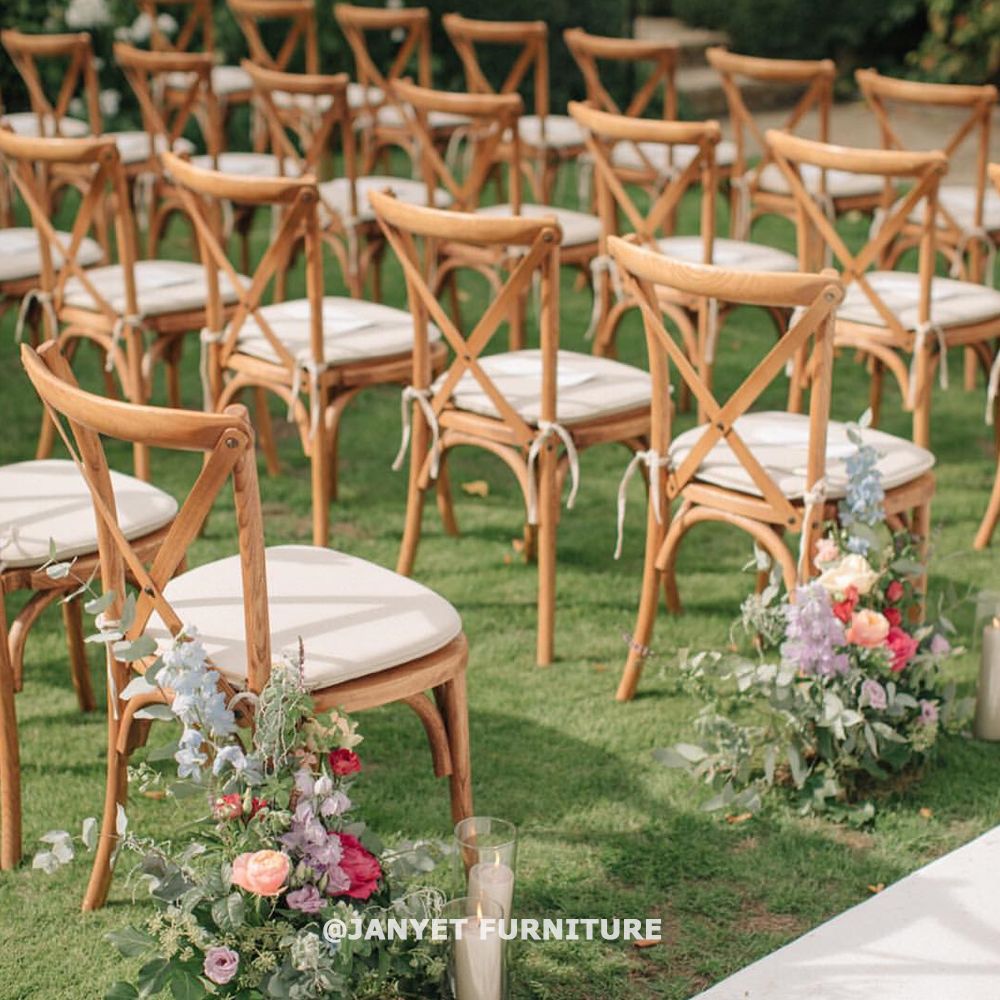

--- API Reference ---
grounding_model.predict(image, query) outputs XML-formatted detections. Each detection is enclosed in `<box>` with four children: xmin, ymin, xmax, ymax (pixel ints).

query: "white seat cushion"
<box><xmin>0</xmin><ymin>459</ymin><xmax>177</xmax><ymax>570</ymax></box>
<box><xmin>655</xmin><ymin>236</ymin><xmax>798</xmax><ymax>272</ymax></box>
<box><xmin>837</xmin><ymin>270</ymin><xmax>1000</xmax><ymax>330</ymax></box>
<box><xmin>111</xmin><ymin>131</ymin><xmax>195</xmax><ymax>164</ymax></box>
<box><xmin>165</xmin><ymin>64</ymin><xmax>252</xmax><ymax>97</ymax></box>
<box><xmin>756</xmin><ymin>162</ymin><xmax>885</xmax><ymax>198</ymax></box>
<box><xmin>0</xmin><ymin>227</ymin><xmax>103</xmax><ymax>283</ymax></box>
<box><xmin>62</xmin><ymin>260</ymin><xmax>247</xmax><ymax>317</ymax></box>
<box><xmin>234</xmin><ymin>296</ymin><xmax>439</xmax><ymax>367</ymax></box>
<box><xmin>188</xmin><ymin>152</ymin><xmax>301</xmax><ymax>178</ymax></box>
<box><xmin>1</xmin><ymin>112</ymin><xmax>90</xmax><ymax>138</ymax></box>
<box><xmin>900</xmin><ymin>183</ymin><xmax>1000</xmax><ymax>233</ymax></box>
<box><xmin>346</xmin><ymin>82</ymin><xmax>385</xmax><ymax>110</ymax></box>
<box><xmin>271</xmin><ymin>84</ymin><xmax>383</xmax><ymax>116</ymax></box>
<box><xmin>432</xmin><ymin>348</ymin><xmax>651</xmax><ymax>426</ymax></box>
<box><xmin>368</xmin><ymin>104</ymin><xmax>470</xmax><ymax>131</ymax></box>
<box><xmin>322</xmin><ymin>175</ymin><xmax>452</xmax><ymax>223</ymax></box>
<box><xmin>668</xmin><ymin>411</ymin><xmax>934</xmax><ymax>500</ymax></box>
<box><xmin>516</xmin><ymin>114</ymin><xmax>585</xmax><ymax>150</ymax></box>
<box><xmin>144</xmin><ymin>545</ymin><xmax>462</xmax><ymax>691</ymax></box>
<box><xmin>474</xmin><ymin>203</ymin><xmax>601</xmax><ymax>248</ymax></box>
<box><xmin>610</xmin><ymin>138</ymin><xmax>738</xmax><ymax>173</ymax></box>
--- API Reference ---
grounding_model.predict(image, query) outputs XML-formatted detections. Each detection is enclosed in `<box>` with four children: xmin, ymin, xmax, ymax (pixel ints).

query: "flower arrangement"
<box><xmin>35</xmin><ymin>628</ymin><xmax>450</xmax><ymax>1000</ymax></box>
<box><xmin>656</xmin><ymin>416</ymin><xmax>971</xmax><ymax>821</ymax></box>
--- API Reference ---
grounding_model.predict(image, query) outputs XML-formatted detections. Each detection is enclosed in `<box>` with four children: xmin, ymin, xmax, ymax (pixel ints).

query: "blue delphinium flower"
<box><xmin>781</xmin><ymin>583</ymin><xmax>850</xmax><ymax>677</ymax></box>
<box><xmin>838</xmin><ymin>422</ymin><xmax>885</xmax><ymax>555</ymax></box>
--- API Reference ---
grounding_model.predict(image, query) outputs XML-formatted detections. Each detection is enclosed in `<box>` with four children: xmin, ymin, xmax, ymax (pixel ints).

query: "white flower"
<box><xmin>817</xmin><ymin>553</ymin><xmax>879</xmax><ymax>597</ymax></box>
<box><xmin>125</xmin><ymin>12</ymin><xmax>153</xmax><ymax>42</ymax></box>
<box><xmin>156</xmin><ymin>12</ymin><xmax>178</xmax><ymax>35</ymax></box>
<box><xmin>319</xmin><ymin>791</ymin><xmax>351</xmax><ymax>818</ymax></box>
<box><xmin>64</xmin><ymin>0</ymin><xmax>111</xmax><ymax>29</ymax></box>
<box><xmin>212</xmin><ymin>744</ymin><xmax>246</xmax><ymax>776</ymax></box>
<box><xmin>98</xmin><ymin>89</ymin><xmax>120</xmax><ymax>119</ymax></box>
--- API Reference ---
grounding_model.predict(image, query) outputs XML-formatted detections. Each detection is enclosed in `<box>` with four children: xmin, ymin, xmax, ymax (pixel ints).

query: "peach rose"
<box><xmin>818</xmin><ymin>553</ymin><xmax>879</xmax><ymax>597</ymax></box>
<box><xmin>230</xmin><ymin>850</ymin><xmax>290</xmax><ymax>896</ymax></box>
<box><xmin>845</xmin><ymin>609</ymin><xmax>890</xmax><ymax>647</ymax></box>
<box><xmin>814</xmin><ymin>537</ymin><xmax>840</xmax><ymax>565</ymax></box>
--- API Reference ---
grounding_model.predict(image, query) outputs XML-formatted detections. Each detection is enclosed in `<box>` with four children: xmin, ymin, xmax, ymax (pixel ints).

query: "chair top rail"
<box><xmin>0</xmin><ymin>127</ymin><xmax>115</xmax><ymax>165</ymax></box>
<box><xmin>856</xmin><ymin>68</ymin><xmax>997</xmax><ymax>108</ymax></box>
<box><xmin>569</xmin><ymin>100</ymin><xmax>718</xmax><ymax>146</ymax></box>
<box><xmin>706</xmin><ymin>46</ymin><xmax>835</xmax><ymax>83</ymax></box>
<box><xmin>334</xmin><ymin>3</ymin><xmax>429</xmax><ymax>29</ymax></box>
<box><xmin>391</xmin><ymin>78</ymin><xmax>523</xmax><ymax>119</ymax></box>
<box><xmin>162</xmin><ymin>149</ymin><xmax>316</xmax><ymax>205</ymax></box>
<box><xmin>767</xmin><ymin>129</ymin><xmax>948</xmax><ymax>178</ymax></box>
<box><xmin>241</xmin><ymin>59</ymin><xmax>349</xmax><ymax>98</ymax></box>
<box><xmin>442</xmin><ymin>13</ymin><xmax>547</xmax><ymax>42</ymax></box>
<box><xmin>563</xmin><ymin>28</ymin><xmax>678</xmax><ymax>63</ymax></box>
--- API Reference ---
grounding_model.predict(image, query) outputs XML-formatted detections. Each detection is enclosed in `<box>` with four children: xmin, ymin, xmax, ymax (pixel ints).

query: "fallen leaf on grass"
<box><xmin>867</xmin><ymin>883</ymin><xmax>884</xmax><ymax>894</ymax></box>
<box><xmin>592</xmin><ymin>663</ymin><xmax>610</xmax><ymax>673</ymax></box>
<box><xmin>919</xmin><ymin>807</ymin><xmax>933</xmax><ymax>819</ymax></box>
<box><xmin>725</xmin><ymin>812</ymin><xmax>753</xmax><ymax>824</ymax></box>
<box><xmin>633</xmin><ymin>939</ymin><xmax>659</xmax><ymax>949</ymax></box>
<box><xmin>142</xmin><ymin>791</ymin><xmax>166</xmax><ymax>801</ymax></box>
<box><xmin>461</xmin><ymin>480</ymin><xmax>489</xmax><ymax>497</ymax></box>
<box><xmin>511</xmin><ymin>537</ymin><xmax>525</xmax><ymax>553</ymax></box>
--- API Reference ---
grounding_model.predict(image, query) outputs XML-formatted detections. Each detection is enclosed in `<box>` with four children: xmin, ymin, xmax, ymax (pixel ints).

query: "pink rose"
<box><xmin>213</xmin><ymin>794</ymin><xmax>242</xmax><ymax>821</ymax></box>
<box><xmin>884</xmin><ymin>607</ymin><xmax>902</xmax><ymax>628</ymax></box>
<box><xmin>832</xmin><ymin>585</ymin><xmax>859</xmax><ymax>624</ymax></box>
<box><xmin>231</xmin><ymin>850</ymin><xmax>290</xmax><ymax>896</ymax></box>
<box><xmin>845</xmin><ymin>609</ymin><xmax>890</xmax><ymax>647</ymax></box>
<box><xmin>203</xmin><ymin>946</ymin><xmax>239</xmax><ymax>985</ymax></box>
<box><xmin>329</xmin><ymin>749</ymin><xmax>361</xmax><ymax>776</ymax></box>
<box><xmin>887</xmin><ymin>626</ymin><xmax>919</xmax><ymax>673</ymax></box>
<box><xmin>335</xmin><ymin>833</ymin><xmax>382</xmax><ymax>900</ymax></box>
<box><xmin>815</xmin><ymin>538</ymin><xmax>840</xmax><ymax>564</ymax></box>
<box><xmin>886</xmin><ymin>581</ymin><xmax>904</xmax><ymax>603</ymax></box>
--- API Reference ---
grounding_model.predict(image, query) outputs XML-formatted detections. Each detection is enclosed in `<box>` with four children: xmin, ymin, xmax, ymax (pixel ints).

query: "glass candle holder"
<box><xmin>454</xmin><ymin>817</ymin><xmax>517</xmax><ymax>919</ymax></box>
<box><xmin>442</xmin><ymin>896</ymin><xmax>507</xmax><ymax>1000</ymax></box>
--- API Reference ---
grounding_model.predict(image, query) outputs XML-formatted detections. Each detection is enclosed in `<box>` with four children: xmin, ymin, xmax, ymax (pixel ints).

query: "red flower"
<box><xmin>249</xmin><ymin>797</ymin><xmax>268</xmax><ymax>819</ymax></box>
<box><xmin>336</xmin><ymin>832</ymin><xmax>382</xmax><ymax>900</ymax></box>
<box><xmin>329</xmin><ymin>749</ymin><xmax>361</xmax><ymax>776</ymax></box>
<box><xmin>213</xmin><ymin>794</ymin><xmax>242</xmax><ymax>821</ymax></box>
<box><xmin>886</xmin><ymin>581</ymin><xmax>904</xmax><ymax>603</ymax></box>
<box><xmin>833</xmin><ymin>586</ymin><xmax>859</xmax><ymax>623</ymax></box>
<box><xmin>884</xmin><ymin>607</ymin><xmax>902</xmax><ymax>628</ymax></box>
<box><xmin>886</xmin><ymin>626</ymin><xmax>919</xmax><ymax>673</ymax></box>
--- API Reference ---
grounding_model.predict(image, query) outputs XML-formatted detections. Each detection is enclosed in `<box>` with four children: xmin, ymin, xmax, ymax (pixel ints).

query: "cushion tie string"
<box><xmin>950</xmin><ymin>225</ymin><xmax>997</xmax><ymax>288</ymax></box>
<box><xmin>444</xmin><ymin>124</ymin><xmax>471</xmax><ymax>178</ymax></box>
<box><xmin>106</xmin><ymin>313</ymin><xmax>147</xmax><ymax>374</ymax></box>
<box><xmin>908</xmin><ymin>321</ymin><xmax>949</xmax><ymax>408</ymax></box>
<box><xmin>703</xmin><ymin>297</ymin><xmax>721</xmax><ymax>366</ymax></box>
<box><xmin>809</xmin><ymin>189</ymin><xmax>837</xmax><ymax>269</ymax></box>
<box><xmin>526</xmin><ymin>421</ymin><xmax>580</xmax><ymax>526</ymax></box>
<box><xmin>0</xmin><ymin>525</ymin><xmax>19</xmax><ymax>575</ymax></box>
<box><xmin>798</xmin><ymin>476</ymin><xmax>828</xmax><ymax>581</ymax></box>
<box><xmin>576</xmin><ymin>152</ymin><xmax>594</xmax><ymax>208</ymax></box>
<box><xmin>14</xmin><ymin>288</ymin><xmax>58</xmax><ymax>343</ymax></box>
<box><xmin>730</xmin><ymin>168</ymin><xmax>759</xmax><ymax>241</ymax></box>
<box><xmin>614</xmin><ymin>449</ymin><xmax>672</xmax><ymax>560</ymax></box>
<box><xmin>584</xmin><ymin>254</ymin><xmax>626</xmax><ymax>342</ymax></box>
<box><xmin>132</xmin><ymin>171</ymin><xmax>156</xmax><ymax>233</ymax></box>
<box><xmin>986</xmin><ymin>350</ymin><xmax>1000</xmax><ymax>426</ymax></box>
<box><xmin>198</xmin><ymin>327</ymin><xmax>225</xmax><ymax>411</ymax></box>
<box><xmin>391</xmin><ymin>386</ymin><xmax>441</xmax><ymax>480</ymax></box>
<box><xmin>287</xmin><ymin>358</ymin><xmax>323</xmax><ymax>440</ymax></box>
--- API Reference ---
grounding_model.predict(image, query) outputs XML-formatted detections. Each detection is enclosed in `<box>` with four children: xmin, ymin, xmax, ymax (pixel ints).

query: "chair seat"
<box><xmin>62</xmin><ymin>260</ymin><xmax>246</xmax><ymax>317</ymax></box>
<box><xmin>165</xmin><ymin>64</ymin><xmax>252</xmax><ymax>97</ymax></box>
<box><xmin>668</xmin><ymin>411</ymin><xmax>934</xmax><ymax>501</ymax></box>
<box><xmin>0</xmin><ymin>112</ymin><xmax>90</xmax><ymax>138</ymax></box>
<box><xmin>322</xmin><ymin>176</ymin><xmax>452</xmax><ymax>223</ymax></box>
<box><xmin>368</xmin><ymin>104</ymin><xmax>470</xmax><ymax>131</ymax></box>
<box><xmin>0</xmin><ymin>227</ymin><xmax>103</xmax><ymax>283</ymax></box>
<box><xmin>188</xmin><ymin>152</ymin><xmax>301</xmax><ymax>179</ymax></box>
<box><xmin>655</xmin><ymin>236</ymin><xmax>799</xmax><ymax>273</ymax></box>
<box><xmin>901</xmin><ymin>183</ymin><xmax>1000</xmax><ymax>233</ymax></box>
<box><xmin>144</xmin><ymin>545</ymin><xmax>462</xmax><ymax>691</ymax></box>
<box><xmin>234</xmin><ymin>296</ymin><xmax>440</xmax><ymax>367</ymax></box>
<box><xmin>837</xmin><ymin>271</ymin><xmax>1000</xmax><ymax>331</ymax></box>
<box><xmin>610</xmin><ymin>138</ymin><xmax>738</xmax><ymax>173</ymax></box>
<box><xmin>111</xmin><ymin>131</ymin><xmax>195</xmax><ymax>164</ymax></box>
<box><xmin>432</xmin><ymin>348</ymin><xmax>651</xmax><ymax>426</ymax></box>
<box><xmin>271</xmin><ymin>84</ymin><xmax>383</xmax><ymax>116</ymax></box>
<box><xmin>756</xmin><ymin>162</ymin><xmax>886</xmax><ymax>198</ymax></box>
<box><xmin>0</xmin><ymin>459</ymin><xmax>177</xmax><ymax>570</ymax></box>
<box><xmin>515</xmin><ymin>114</ymin><xmax>585</xmax><ymax>150</ymax></box>
<box><xmin>474</xmin><ymin>203</ymin><xmax>601</xmax><ymax>248</ymax></box>
<box><xmin>347</xmin><ymin>82</ymin><xmax>385</xmax><ymax>110</ymax></box>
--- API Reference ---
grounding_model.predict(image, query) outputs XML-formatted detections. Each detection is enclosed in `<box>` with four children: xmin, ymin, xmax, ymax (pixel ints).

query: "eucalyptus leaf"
<box><xmin>84</xmin><ymin>591</ymin><xmax>116</xmax><ymax>616</ymax></box>
<box><xmin>134</xmin><ymin>704</ymin><xmax>177</xmax><ymax>721</ymax></box>
<box><xmin>105</xmin><ymin>926</ymin><xmax>155</xmax><ymax>958</ymax></box>
<box><xmin>82</xmin><ymin>817</ymin><xmax>98</xmax><ymax>852</ymax></box>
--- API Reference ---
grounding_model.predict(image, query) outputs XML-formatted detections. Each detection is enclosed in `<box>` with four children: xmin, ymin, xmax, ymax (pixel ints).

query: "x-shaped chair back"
<box><xmin>21</xmin><ymin>341</ymin><xmax>273</xmax><ymax>695</ymax></box>
<box><xmin>769</xmin><ymin>129</ymin><xmax>948</xmax><ymax>346</ymax></box>
<box><xmin>857</xmin><ymin>68</ymin><xmax>997</xmax><ymax>240</ymax></box>
<box><xmin>564</xmin><ymin>29</ymin><xmax>679</xmax><ymax>123</ymax></box>
<box><xmin>390</xmin><ymin>79</ymin><xmax>524</xmax><ymax>212</ymax></box>
<box><xmin>1</xmin><ymin>29</ymin><xmax>102</xmax><ymax>137</ymax></box>
<box><xmin>227</xmin><ymin>0</ymin><xmax>318</xmax><ymax>75</ymax></box>
<box><xmin>115</xmin><ymin>42</ymin><xmax>221</xmax><ymax>158</ymax></box>
<box><xmin>136</xmin><ymin>0</ymin><xmax>217</xmax><ymax>53</ymax></box>
<box><xmin>162</xmin><ymin>150</ymin><xmax>324</xmax><ymax>381</ymax></box>
<box><xmin>370</xmin><ymin>189</ymin><xmax>561</xmax><ymax>452</ymax></box>
<box><xmin>609</xmin><ymin>234</ymin><xmax>843</xmax><ymax>528</ymax></box>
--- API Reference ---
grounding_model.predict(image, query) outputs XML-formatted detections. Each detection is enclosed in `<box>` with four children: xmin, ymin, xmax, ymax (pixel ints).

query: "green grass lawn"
<box><xmin>2</xmin><ymin>169</ymin><xmax>1000</xmax><ymax>1000</ymax></box>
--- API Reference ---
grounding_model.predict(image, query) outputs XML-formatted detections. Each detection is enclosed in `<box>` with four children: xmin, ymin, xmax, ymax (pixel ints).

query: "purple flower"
<box><xmin>919</xmin><ymin>699</ymin><xmax>940</xmax><ymax>725</ymax></box>
<box><xmin>324</xmin><ymin>863</ymin><xmax>351</xmax><ymax>895</ymax></box>
<box><xmin>930</xmin><ymin>634</ymin><xmax>952</xmax><ymax>656</ymax></box>
<box><xmin>286</xmin><ymin>884</ymin><xmax>325</xmax><ymax>914</ymax></box>
<box><xmin>320</xmin><ymin>791</ymin><xmax>352</xmax><ymax>818</ymax></box>
<box><xmin>781</xmin><ymin>583</ymin><xmax>850</xmax><ymax>677</ymax></box>
<box><xmin>203</xmin><ymin>946</ymin><xmax>239</xmax><ymax>985</ymax></box>
<box><xmin>861</xmin><ymin>678</ymin><xmax>887</xmax><ymax>710</ymax></box>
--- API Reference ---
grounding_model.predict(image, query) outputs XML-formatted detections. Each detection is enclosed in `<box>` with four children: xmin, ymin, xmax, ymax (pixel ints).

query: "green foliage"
<box><xmin>907</xmin><ymin>0</ymin><xmax>1000</xmax><ymax>83</ymax></box>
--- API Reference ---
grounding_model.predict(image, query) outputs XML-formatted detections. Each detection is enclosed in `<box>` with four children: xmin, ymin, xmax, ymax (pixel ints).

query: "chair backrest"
<box><xmin>334</xmin><ymin>3</ymin><xmax>432</xmax><ymax>113</ymax></box>
<box><xmin>443</xmin><ymin>14</ymin><xmax>551</xmax><ymax>121</ymax></box>
<box><xmin>608</xmin><ymin>234</ymin><xmax>843</xmax><ymax>532</ymax></box>
<box><xmin>706</xmin><ymin>47</ymin><xmax>835</xmax><ymax>182</ymax></box>
<box><xmin>768</xmin><ymin>129</ymin><xmax>947</xmax><ymax>340</ymax></box>
<box><xmin>135</xmin><ymin>0</ymin><xmax>216</xmax><ymax>54</ymax></box>
<box><xmin>115</xmin><ymin>42</ymin><xmax>221</xmax><ymax>158</ymax></box>
<box><xmin>370</xmin><ymin>191</ymin><xmax>561</xmax><ymax>448</ymax></box>
<box><xmin>227</xmin><ymin>0</ymin><xmax>318</xmax><ymax>74</ymax></box>
<box><xmin>1</xmin><ymin>29</ymin><xmax>101</xmax><ymax>137</ymax></box>
<box><xmin>162</xmin><ymin>150</ymin><xmax>327</xmax><ymax>386</ymax></box>
<box><xmin>564</xmin><ymin>28</ymin><xmax>679</xmax><ymax>121</ymax></box>
<box><xmin>390</xmin><ymin>79</ymin><xmax>524</xmax><ymax>211</ymax></box>
<box><xmin>0</xmin><ymin>129</ymin><xmax>138</xmax><ymax>332</ymax></box>
<box><xmin>856</xmin><ymin>68</ymin><xmax>997</xmax><ymax>236</ymax></box>
<box><xmin>569</xmin><ymin>100</ymin><xmax>720</xmax><ymax>255</ymax></box>
<box><xmin>21</xmin><ymin>340</ymin><xmax>272</xmax><ymax>694</ymax></box>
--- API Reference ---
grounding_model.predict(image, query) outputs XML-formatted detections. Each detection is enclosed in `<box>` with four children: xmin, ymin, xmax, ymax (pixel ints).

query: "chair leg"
<box><xmin>0</xmin><ymin>601</ymin><xmax>22</xmax><ymax>870</ymax></box>
<box><xmin>965</xmin><ymin>346</ymin><xmax>979</xmax><ymax>391</ymax></box>
<box><xmin>975</xmin><ymin>463</ymin><xmax>1000</xmax><ymax>550</ymax></box>
<box><xmin>910</xmin><ymin>342</ymin><xmax>933</xmax><ymax>450</ymax></box>
<box><xmin>254</xmin><ymin>386</ymin><xmax>282</xmax><ymax>478</ymax></box>
<box><xmin>912</xmin><ymin>498</ymin><xmax>932</xmax><ymax>622</ymax></box>
<box><xmin>397</xmin><ymin>408</ymin><xmax>430</xmax><ymax>577</ymax></box>
<box><xmin>310</xmin><ymin>389</ymin><xmax>331</xmax><ymax>549</ymax></box>
<box><xmin>535</xmin><ymin>436</ymin><xmax>558</xmax><ymax>667</ymax></box>
<box><xmin>62</xmin><ymin>597</ymin><xmax>95</xmax><ymax>713</ymax></box>
<box><xmin>439</xmin><ymin>669</ymin><xmax>474</xmax><ymax>825</ymax></box>
<box><xmin>869</xmin><ymin>357</ymin><xmax>885</xmax><ymax>429</ymax></box>
<box><xmin>164</xmin><ymin>338</ymin><xmax>183</xmax><ymax>410</ymax></box>
<box><xmin>435</xmin><ymin>450</ymin><xmax>460</xmax><ymax>538</ymax></box>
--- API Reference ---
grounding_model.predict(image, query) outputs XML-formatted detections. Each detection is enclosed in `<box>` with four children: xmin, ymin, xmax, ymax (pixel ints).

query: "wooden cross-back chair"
<box><xmin>20</xmin><ymin>339</ymin><xmax>473</xmax><ymax>911</ymax></box>
<box><xmin>442</xmin><ymin>13</ymin><xmax>586</xmax><ymax>204</ymax></box>
<box><xmin>371</xmin><ymin>191</ymin><xmax>652</xmax><ymax>666</ymax></box>
<box><xmin>608</xmin><ymin>237</ymin><xmax>936</xmax><ymax>701</ymax></box>
<box><xmin>164</xmin><ymin>150</ymin><xmax>445</xmax><ymax>546</ymax></box>
<box><xmin>769</xmin><ymin>129</ymin><xmax>1000</xmax><ymax>449</ymax></box>
<box><xmin>706</xmin><ymin>47</ymin><xmax>887</xmax><ymax>240</ymax></box>
<box><xmin>568</xmin><ymin>100</ymin><xmax>798</xmax><ymax>406</ymax></box>
<box><xmin>0</xmin><ymin>129</ymin><xmax>244</xmax><ymax>480</ymax></box>
<box><xmin>392</xmin><ymin>78</ymin><xmax>602</xmax><ymax>347</ymax></box>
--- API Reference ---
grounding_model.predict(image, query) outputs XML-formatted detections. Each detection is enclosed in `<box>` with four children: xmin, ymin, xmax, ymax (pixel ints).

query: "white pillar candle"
<box><xmin>975</xmin><ymin>618</ymin><xmax>1000</xmax><ymax>740</ymax></box>
<box><xmin>454</xmin><ymin>916</ymin><xmax>501</xmax><ymax>1000</ymax></box>
<box><xmin>468</xmin><ymin>859</ymin><xmax>514</xmax><ymax>920</ymax></box>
